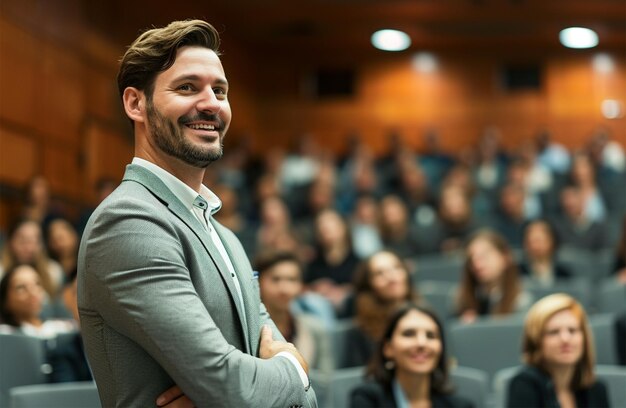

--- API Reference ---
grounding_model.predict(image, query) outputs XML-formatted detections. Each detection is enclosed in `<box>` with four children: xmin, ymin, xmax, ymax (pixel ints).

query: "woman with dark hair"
<box><xmin>343</xmin><ymin>250</ymin><xmax>420</xmax><ymax>368</ymax></box>
<box><xmin>350</xmin><ymin>303</ymin><xmax>473</xmax><ymax>408</ymax></box>
<box><xmin>456</xmin><ymin>229</ymin><xmax>531</xmax><ymax>323</ymax></box>
<box><xmin>519</xmin><ymin>219</ymin><xmax>572</xmax><ymax>287</ymax></box>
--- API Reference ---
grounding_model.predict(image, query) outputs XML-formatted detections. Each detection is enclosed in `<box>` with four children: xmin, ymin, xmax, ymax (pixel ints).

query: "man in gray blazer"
<box><xmin>78</xmin><ymin>19</ymin><xmax>316</xmax><ymax>408</ymax></box>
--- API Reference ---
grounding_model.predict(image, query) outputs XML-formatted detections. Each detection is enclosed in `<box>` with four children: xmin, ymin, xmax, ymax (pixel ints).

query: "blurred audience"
<box><xmin>343</xmin><ymin>250</ymin><xmax>420</xmax><ymax>367</ymax></box>
<box><xmin>46</xmin><ymin>218</ymin><xmax>80</xmax><ymax>281</ymax></box>
<box><xmin>1</xmin><ymin>219</ymin><xmax>63</xmax><ymax>300</ymax></box>
<box><xmin>305</xmin><ymin>209</ymin><xmax>359</xmax><ymax>310</ymax></box>
<box><xmin>254</xmin><ymin>250</ymin><xmax>332</xmax><ymax>374</ymax></box>
<box><xmin>519</xmin><ymin>220</ymin><xmax>572</xmax><ymax>287</ymax></box>
<box><xmin>507</xmin><ymin>294</ymin><xmax>609</xmax><ymax>408</ymax></box>
<box><xmin>456</xmin><ymin>230</ymin><xmax>531</xmax><ymax>323</ymax></box>
<box><xmin>350</xmin><ymin>303</ymin><xmax>473</xmax><ymax>408</ymax></box>
<box><xmin>551</xmin><ymin>186</ymin><xmax>610</xmax><ymax>252</ymax></box>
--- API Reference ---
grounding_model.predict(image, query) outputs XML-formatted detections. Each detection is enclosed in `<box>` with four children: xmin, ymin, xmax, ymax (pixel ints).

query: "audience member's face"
<box><xmin>380</xmin><ymin>197</ymin><xmax>408</xmax><ymax>227</ymax></box>
<box><xmin>440</xmin><ymin>187</ymin><xmax>470</xmax><ymax>223</ymax></box>
<box><xmin>540</xmin><ymin>309</ymin><xmax>583</xmax><ymax>369</ymax></box>
<box><xmin>316</xmin><ymin>211</ymin><xmax>346</xmax><ymax>247</ymax></box>
<box><xmin>5</xmin><ymin>265</ymin><xmax>44</xmax><ymax>323</ymax></box>
<box><xmin>28</xmin><ymin>177</ymin><xmax>50</xmax><ymax>205</ymax></box>
<box><xmin>47</xmin><ymin>219</ymin><xmax>78</xmax><ymax>257</ymax></box>
<box><xmin>383</xmin><ymin>309</ymin><xmax>442</xmax><ymax>377</ymax></box>
<box><xmin>353</xmin><ymin>197</ymin><xmax>378</xmax><ymax>224</ymax></box>
<box><xmin>524</xmin><ymin>223</ymin><xmax>554</xmax><ymax>259</ymax></box>
<box><xmin>561</xmin><ymin>188</ymin><xmax>583</xmax><ymax>218</ymax></box>
<box><xmin>259</xmin><ymin>261</ymin><xmax>302</xmax><ymax>312</ymax></box>
<box><xmin>10</xmin><ymin>222</ymin><xmax>42</xmax><ymax>263</ymax></box>
<box><xmin>571</xmin><ymin>155</ymin><xmax>594</xmax><ymax>185</ymax></box>
<box><xmin>467</xmin><ymin>238</ymin><xmax>507</xmax><ymax>284</ymax></box>
<box><xmin>260</xmin><ymin>197</ymin><xmax>289</xmax><ymax>226</ymax></box>
<box><xmin>500</xmin><ymin>186</ymin><xmax>525</xmax><ymax>218</ymax></box>
<box><xmin>146</xmin><ymin>46</ymin><xmax>232</xmax><ymax>168</ymax></box>
<box><xmin>368</xmin><ymin>252</ymin><xmax>409</xmax><ymax>302</ymax></box>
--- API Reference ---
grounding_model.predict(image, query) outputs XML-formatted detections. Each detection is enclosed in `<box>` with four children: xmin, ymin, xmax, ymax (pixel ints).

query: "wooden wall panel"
<box><xmin>42</xmin><ymin>145</ymin><xmax>81</xmax><ymax>199</ymax></box>
<box><xmin>83</xmin><ymin>123</ymin><xmax>132</xmax><ymax>204</ymax></box>
<box><xmin>0</xmin><ymin>18</ymin><xmax>39</xmax><ymax>126</ymax></box>
<box><xmin>0</xmin><ymin>127</ymin><xmax>36</xmax><ymax>184</ymax></box>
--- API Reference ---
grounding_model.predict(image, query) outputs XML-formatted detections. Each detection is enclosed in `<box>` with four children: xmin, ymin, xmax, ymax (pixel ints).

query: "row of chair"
<box><xmin>311</xmin><ymin>364</ymin><xmax>626</xmax><ymax>408</ymax></box>
<box><xmin>411</xmin><ymin>247</ymin><xmax>620</xmax><ymax>283</ymax></box>
<box><xmin>418</xmin><ymin>278</ymin><xmax>626</xmax><ymax>318</ymax></box>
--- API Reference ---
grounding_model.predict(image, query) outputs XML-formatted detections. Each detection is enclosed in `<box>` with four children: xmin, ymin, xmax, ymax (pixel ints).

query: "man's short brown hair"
<box><xmin>117</xmin><ymin>19</ymin><xmax>221</xmax><ymax>100</ymax></box>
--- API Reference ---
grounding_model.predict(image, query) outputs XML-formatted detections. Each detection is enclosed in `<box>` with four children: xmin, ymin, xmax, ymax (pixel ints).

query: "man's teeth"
<box><xmin>188</xmin><ymin>124</ymin><xmax>216</xmax><ymax>130</ymax></box>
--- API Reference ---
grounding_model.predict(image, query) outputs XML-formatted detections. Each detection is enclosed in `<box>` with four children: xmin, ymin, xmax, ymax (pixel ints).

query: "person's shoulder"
<box><xmin>350</xmin><ymin>381</ymin><xmax>390</xmax><ymax>403</ymax></box>
<box><xmin>433</xmin><ymin>393</ymin><xmax>475</xmax><ymax>408</ymax></box>
<box><xmin>511</xmin><ymin>365</ymin><xmax>547</xmax><ymax>383</ymax></box>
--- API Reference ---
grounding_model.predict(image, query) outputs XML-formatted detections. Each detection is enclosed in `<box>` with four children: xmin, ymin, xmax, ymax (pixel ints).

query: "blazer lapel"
<box><xmin>211</xmin><ymin>220</ymin><xmax>254</xmax><ymax>352</ymax></box>
<box><xmin>122</xmin><ymin>165</ymin><xmax>250</xmax><ymax>351</ymax></box>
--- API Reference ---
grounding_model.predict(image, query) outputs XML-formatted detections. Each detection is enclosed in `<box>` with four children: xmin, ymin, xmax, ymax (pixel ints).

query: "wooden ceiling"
<box><xmin>87</xmin><ymin>0</ymin><xmax>626</xmax><ymax>61</ymax></box>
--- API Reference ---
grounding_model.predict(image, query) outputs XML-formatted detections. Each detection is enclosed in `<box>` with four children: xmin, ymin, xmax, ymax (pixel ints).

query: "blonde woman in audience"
<box><xmin>456</xmin><ymin>229</ymin><xmax>531</xmax><ymax>323</ymax></box>
<box><xmin>507</xmin><ymin>293</ymin><xmax>609</xmax><ymax>408</ymax></box>
<box><xmin>350</xmin><ymin>303</ymin><xmax>473</xmax><ymax>408</ymax></box>
<box><xmin>343</xmin><ymin>250</ymin><xmax>420</xmax><ymax>367</ymax></box>
<box><xmin>1</xmin><ymin>219</ymin><xmax>63</xmax><ymax>299</ymax></box>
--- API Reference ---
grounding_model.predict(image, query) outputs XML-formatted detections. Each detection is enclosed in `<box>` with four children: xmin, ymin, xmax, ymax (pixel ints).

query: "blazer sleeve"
<box><xmin>80</xmin><ymin>197</ymin><xmax>311</xmax><ymax>408</ymax></box>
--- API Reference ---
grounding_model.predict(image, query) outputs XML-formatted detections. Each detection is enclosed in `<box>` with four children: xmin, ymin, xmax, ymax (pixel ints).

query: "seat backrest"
<box><xmin>314</xmin><ymin>366</ymin><xmax>365</xmax><ymax>408</ymax></box>
<box><xmin>0</xmin><ymin>334</ymin><xmax>48</xmax><ymax>408</ymax></box>
<box><xmin>596</xmin><ymin>365</ymin><xmax>626</xmax><ymax>408</ymax></box>
<box><xmin>523</xmin><ymin>278</ymin><xmax>593</xmax><ymax>311</ymax></box>
<box><xmin>413</xmin><ymin>254</ymin><xmax>464</xmax><ymax>283</ymax></box>
<box><xmin>589</xmin><ymin>314</ymin><xmax>619</xmax><ymax>365</ymax></box>
<box><xmin>418</xmin><ymin>281</ymin><xmax>457</xmax><ymax>321</ymax></box>
<box><xmin>330</xmin><ymin>319</ymin><xmax>358</xmax><ymax>369</ymax></box>
<box><xmin>450</xmin><ymin>366</ymin><xmax>489</xmax><ymax>408</ymax></box>
<box><xmin>492</xmin><ymin>366</ymin><xmax>522</xmax><ymax>408</ymax></box>
<box><xmin>595</xmin><ymin>279</ymin><xmax>626</xmax><ymax>315</ymax></box>
<box><xmin>448</xmin><ymin>317</ymin><xmax>525</xmax><ymax>382</ymax></box>
<box><xmin>9</xmin><ymin>381</ymin><xmax>100</xmax><ymax>408</ymax></box>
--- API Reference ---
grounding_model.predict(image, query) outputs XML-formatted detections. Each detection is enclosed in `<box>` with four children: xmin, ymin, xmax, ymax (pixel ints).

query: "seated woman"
<box><xmin>507</xmin><ymin>293</ymin><xmax>610</xmax><ymax>408</ymax></box>
<box><xmin>519</xmin><ymin>219</ymin><xmax>572</xmax><ymax>287</ymax></box>
<box><xmin>0</xmin><ymin>263</ymin><xmax>75</xmax><ymax>337</ymax></box>
<box><xmin>343</xmin><ymin>250</ymin><xmax>420</xmax><ymax>368</ymax></box>
<box><xmin>350</xmin><ymin>303</ymin><xmax>473</xmax><ymax>408</ymax></box>
<box><xmin>456</xmin><ymin>229</ymin><xmax>532</xmax><ymax>324</ymax></box>
<box><xmin>0</xmin><ymin>264</ymin><xmax>91</xmax><ymax>383</ymax></box>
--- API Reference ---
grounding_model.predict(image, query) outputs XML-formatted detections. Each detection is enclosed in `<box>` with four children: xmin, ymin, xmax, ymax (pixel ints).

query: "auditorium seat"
<box><xmin>9</xmin><ymin>381</ymin><xmax>100</xmax><ymax>408</ymax></box>
<box><xmin>0</xmin><ymin>334</ymin><xmax>49</xmax><ymax>407</ymax></box>
<box><xmin>450</xmin><ymin>366</ymin><xmax>490</xmax><ymax>408</ymax></box>
<box><xmin>590</xmin><ymin>314</ymin><xmax>619</xmax><ymax>365</ymax></box>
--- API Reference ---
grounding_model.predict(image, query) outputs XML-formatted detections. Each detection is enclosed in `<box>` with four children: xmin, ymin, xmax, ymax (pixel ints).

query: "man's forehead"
<box><xmin>160</xmin><ymin>46</ymin><xmax>226</xmax><ymax>80</ymax></box>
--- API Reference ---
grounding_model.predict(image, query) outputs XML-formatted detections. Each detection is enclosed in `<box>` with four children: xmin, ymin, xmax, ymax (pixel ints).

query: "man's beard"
<box><xmin>146</xmin><ymin>101</ymin><xmax>224</xmax><ymax>168</ymax></box>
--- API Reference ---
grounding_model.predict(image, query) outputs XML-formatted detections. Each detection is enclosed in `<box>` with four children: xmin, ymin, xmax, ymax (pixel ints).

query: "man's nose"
<box><xmin>196</xmin><ymin>88</ymin><xmax>221</xmax><ymax>113</ymax></box>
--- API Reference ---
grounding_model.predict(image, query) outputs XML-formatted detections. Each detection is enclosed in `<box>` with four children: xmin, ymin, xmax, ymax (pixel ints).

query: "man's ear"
<box><xmin>122</xmin><ymin>87</ymin><xmax>146</xmax><ymax>123</ymax></box>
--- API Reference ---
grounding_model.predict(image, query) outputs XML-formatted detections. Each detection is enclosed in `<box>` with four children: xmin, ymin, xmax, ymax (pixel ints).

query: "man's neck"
<box><xmin>135</xmin><ymin>151</ymin><xmax>206</xmax><ymax>192</ymax></box>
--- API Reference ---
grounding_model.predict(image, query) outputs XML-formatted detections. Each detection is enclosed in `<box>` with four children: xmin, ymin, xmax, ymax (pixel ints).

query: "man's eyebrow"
<box><xmin>171</xmin><ymin>74</ymin><xmax>229</xmax><ymax>86</ymax></box>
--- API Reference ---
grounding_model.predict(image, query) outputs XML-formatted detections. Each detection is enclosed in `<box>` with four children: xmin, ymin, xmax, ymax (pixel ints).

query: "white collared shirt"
<box><xmin>131</xmin><ymin>158</ymin><xmax>308</xmax><ymax>388</ymax></box>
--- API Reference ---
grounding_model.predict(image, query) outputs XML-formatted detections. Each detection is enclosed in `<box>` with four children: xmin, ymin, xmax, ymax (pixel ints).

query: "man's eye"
<box><xmin>177</xmin><ymin>84</ymin><xmax>194</xmax><ymax>92</ymax></box>
<box><xmin>214</xmin><ymin>87</ymin><xmax>227</xmax><ymax>95</ymax></box>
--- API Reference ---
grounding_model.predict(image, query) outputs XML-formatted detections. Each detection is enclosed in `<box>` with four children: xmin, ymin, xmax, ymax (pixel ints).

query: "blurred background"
<box><xmin>0</xmin><ymin>0</ymin><xmax>624</xmax><ymax>229</ymax></box>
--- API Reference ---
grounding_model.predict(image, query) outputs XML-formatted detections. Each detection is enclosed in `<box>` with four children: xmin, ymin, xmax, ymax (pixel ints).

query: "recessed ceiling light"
<box><xmin>371</xmin><ymin>29</ymin><xmax>411</xmax><ymax>51</ymax></box>
<box><xmin>559</xmin><ymin>27</ymin><xmax>599</xmax><ymax>49</ymax></box>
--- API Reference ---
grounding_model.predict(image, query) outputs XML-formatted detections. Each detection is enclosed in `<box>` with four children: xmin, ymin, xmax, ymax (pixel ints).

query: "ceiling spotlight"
<box><xmin>371</xmin><ymin>29</ymin><xmax>411</xmax><ymax>51</ymax></box>
<box><xmin>559</xmin><ymin>27</ymin><xmax>599</xmax><ymax>49</ymax></box>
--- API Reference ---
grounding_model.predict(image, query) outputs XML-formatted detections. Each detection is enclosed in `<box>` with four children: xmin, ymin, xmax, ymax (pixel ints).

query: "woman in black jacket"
<box><xmin>350</xmin><ymin>303</ymin><xmax>473</xmax><ymax>408</ymax></box>
<box><xmin>507</xmin><ymin>293</ymin><xmax>610</xmax><ymax>408</ymax></box>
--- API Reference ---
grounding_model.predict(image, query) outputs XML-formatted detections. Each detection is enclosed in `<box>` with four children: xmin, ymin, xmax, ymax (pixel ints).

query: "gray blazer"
<box><xmin>78</xmin><ymin>164</ymin><xmax>316</xmax><ymax>408</ymax></box>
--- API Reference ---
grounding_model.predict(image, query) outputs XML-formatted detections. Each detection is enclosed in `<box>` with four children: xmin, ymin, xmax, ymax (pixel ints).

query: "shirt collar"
<box><xmin>132</xmin><ymin>157</ymin><xmax>222</xmax><ymax>215</ymax></box>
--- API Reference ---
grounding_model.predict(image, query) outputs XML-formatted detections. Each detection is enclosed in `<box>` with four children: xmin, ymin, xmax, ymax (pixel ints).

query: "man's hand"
<box><xmin>259</xmin><ymin>325</ymin><xmax>309</xmax><ymax>375</ymax></box>
<box><xmin>156</xmin><ymin>385</ymin><xmax>194</xmax><ymax>408</ymax></box>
